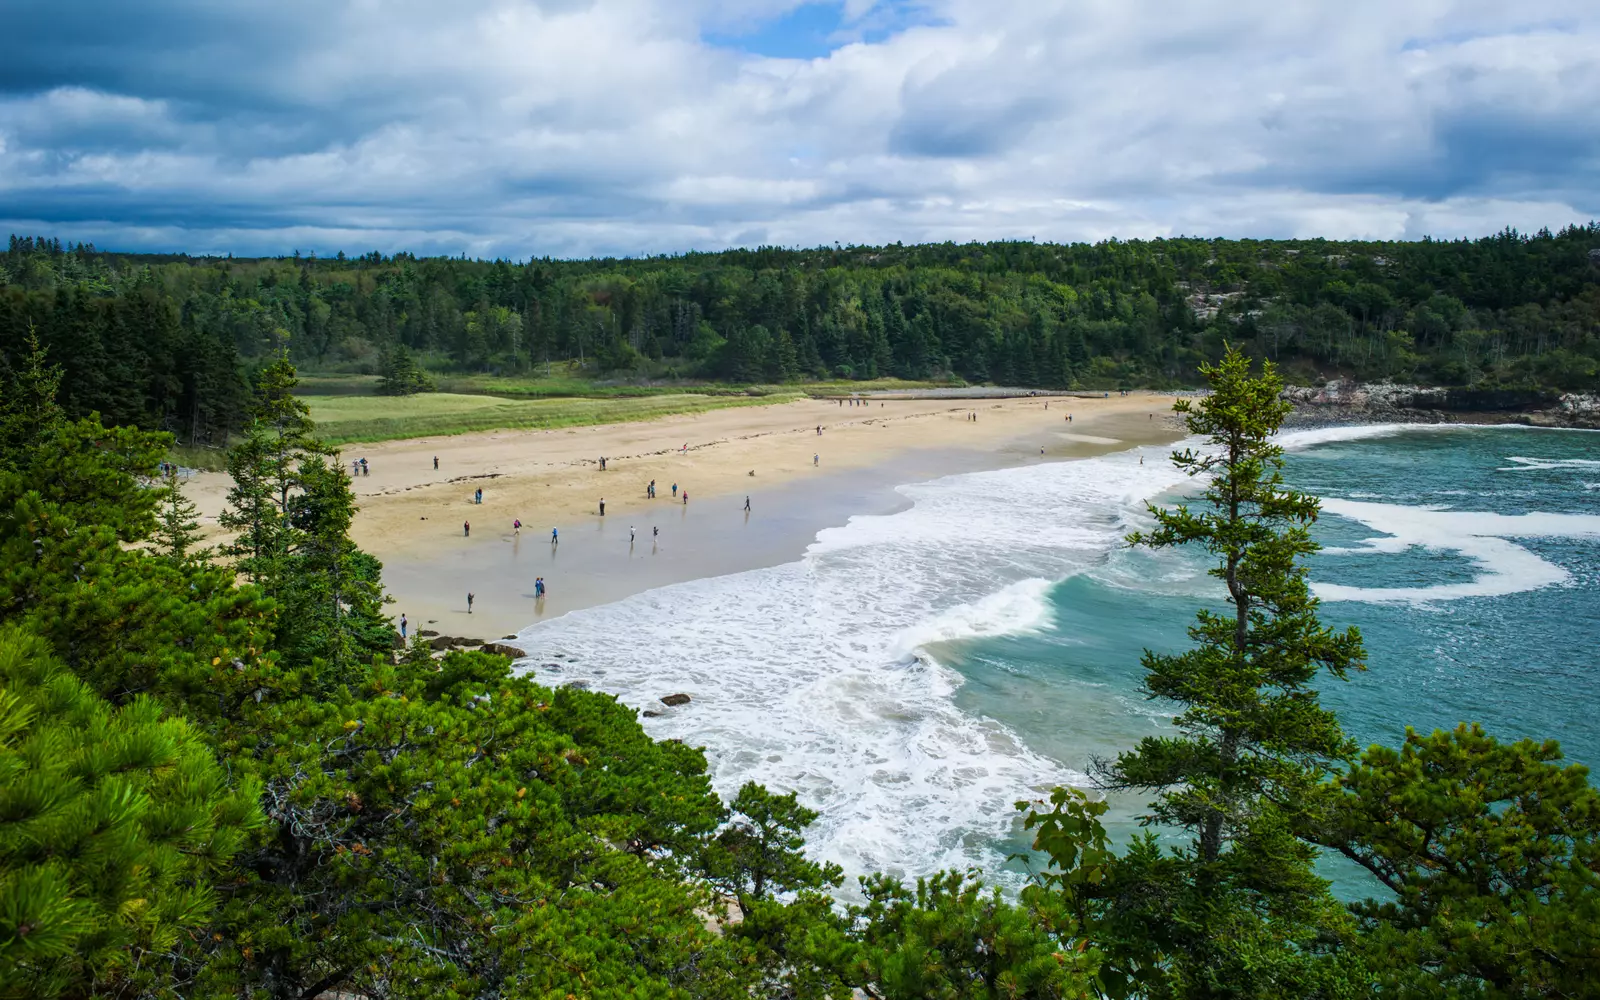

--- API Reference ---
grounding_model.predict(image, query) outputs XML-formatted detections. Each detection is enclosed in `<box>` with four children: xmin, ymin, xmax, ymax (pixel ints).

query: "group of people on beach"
<box><xmin>351</xmin><ymin>457</ymin><xmax>370</xmax><ymax>477</ymax></box>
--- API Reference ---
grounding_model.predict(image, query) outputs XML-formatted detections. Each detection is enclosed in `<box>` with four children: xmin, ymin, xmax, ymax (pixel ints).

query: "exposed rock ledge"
<box><xmin>1283</xmin><ymin>381</ymin><xmax>1600</xmax><ymax>430</ymax></box>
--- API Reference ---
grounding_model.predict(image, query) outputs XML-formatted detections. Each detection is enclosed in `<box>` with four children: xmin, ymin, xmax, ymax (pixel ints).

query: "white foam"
<box><xmin>512</xmin><ymin>422</ymin><xmax>1594</xmax><ymax>885</ymax></box>
<box><xmin>516</xmin><ymin>447</ymin><xmax>1190</xmax><ymax>887</ymax></box>
<box><xmin>1316</xmin><ymin>499</ymin><xmax>1600</xmax><ymax>604</ymax></box>
<box><xmin>1500</xmin><ymin>456</ymin><xmax>1600</xmax><ymax>472</ymax></box>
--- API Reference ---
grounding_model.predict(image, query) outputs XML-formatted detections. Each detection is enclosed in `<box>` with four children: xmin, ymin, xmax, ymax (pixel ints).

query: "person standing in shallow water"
<box><xmin>463</xmin><ymin>520</ymin><xmax>470</xmax><ymax>537</ymax></box>
<box><xmin>551</xmin><ymin>527</ymin><xmax>558</xmax><ymax>544</ymax></box>
<box><xmin>433</xmin><ymin>455</ymin><xmax>438</xmax><ymax>470</ymax></box>
<box><xmin>599</xmin><ymin>497</ymin><xmax>606</xmax><ymax>516</ymax></box>
<box><xmin>467</xmin><ymin>592</ymin><xmax>475</xmax><ymax>614</ymax></box>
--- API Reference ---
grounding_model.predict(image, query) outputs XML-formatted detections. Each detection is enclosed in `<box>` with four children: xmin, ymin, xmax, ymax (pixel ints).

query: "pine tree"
<box><xmin>1091</xmin><ymin>345</ymin><xmax>1366</xmax><ymax>995</ymax></box>
<box><xmin>0</xmin><ymin>327</ymin><xmax>63</xmax><ymax>468</ymax></box>
<box><xmin>1309</xmin><ymin>724</ymin><xmax>1600</xmax><ymax>997</ymax></box>
<box><xmin>375</xmin><ymin>344</ymin><xmax>434</xmax><ymax>396</ymax></box>
<box><xmin>154</xmin><ymin>463</ymin><xmax>204</xmax><ymax>562</ymax></box>
<box><xmin>0</xmin><ymin>627</ymin><xmax>261</xmax><ymax>999</ymax></box>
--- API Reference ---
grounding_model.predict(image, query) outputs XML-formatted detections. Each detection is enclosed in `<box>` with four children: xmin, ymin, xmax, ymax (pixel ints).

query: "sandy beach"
<box><xmin>188</xmin><ymin>392</ymin><xmax>1183</xmax><ymax>638</ymax></box>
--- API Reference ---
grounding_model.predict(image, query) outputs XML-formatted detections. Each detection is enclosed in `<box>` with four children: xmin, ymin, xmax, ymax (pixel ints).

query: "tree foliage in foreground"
<box><xmin>1308</xmin><ymin>723</ymin><xmax>1600</xmax><ymax>998</ymax></box>
<box><xmin>0</xmin><ymin>628</ymin><xmax>260</xmax><ymax>1000</ymax></box>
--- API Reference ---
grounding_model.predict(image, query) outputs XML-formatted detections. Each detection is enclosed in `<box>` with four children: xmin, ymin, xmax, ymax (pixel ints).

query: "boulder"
<box><xmin>418</xmin><ymin>629</ymin><xmax>440</xmax><ymax>638</ymax></box>
<box><xmin>641</xmin><ymin>710</ymin><xmax>662</xmax><ymax>718</ymax></box>
<box><xmin>480</xmin><ymin>642</ymin><xmax>525</xmax><ymax>657</ymax></box>
<box><xmin>660</xmin><ymin>693</ymin><xmax>692</xmax><ymax>707</ymax></box>
<box><xmin>563</xmin><ymin>680</ymin><xmax>591</xmax><ymax>690</ymax></box>
<box><xmin>456</xmin><ymin>638</ymin><xmax>484</xmax><ymax>647</ymax></box>
<box><xmin>429</xmin><ymin>636</ymin><xmax>455</xmax><ymax>651</ymax></box>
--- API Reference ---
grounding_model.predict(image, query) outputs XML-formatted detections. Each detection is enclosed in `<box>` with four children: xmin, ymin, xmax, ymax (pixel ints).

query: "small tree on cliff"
<box><xmin>1092</xmin><ymin>345</ymin><xmax>1367</xmax><ymax>995</ymax></box>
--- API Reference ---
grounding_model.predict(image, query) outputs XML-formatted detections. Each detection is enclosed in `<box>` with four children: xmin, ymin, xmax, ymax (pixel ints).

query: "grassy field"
<box><xmin>294</xmin><ymin>371</ymin><xmax>963</xmax><ymax>400</ymax></box>
<box><xmin>303</xmin><ymin>391</ymin><xmax>807</xmax><ymax>445</ymax></box>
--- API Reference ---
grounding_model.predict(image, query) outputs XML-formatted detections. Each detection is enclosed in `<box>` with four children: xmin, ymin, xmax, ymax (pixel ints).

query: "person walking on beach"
<box><xmin>513</xmin><ymin>518</ymin><xmax>521</xmax><ymax>535</ymax></box>
<box><xmin>467</xmin><ymin>592</ymin><xmax>475</xmax><ymax>614</ymax></box>
<box><xmin>814</xmin><ymin>453</ymin><xmax>819</xmax><ymax>467</ymax></box>
<box><xmin>672</xmin><ymin>482</ymin><xmax>678</xmax><ymax>498</ymax></box>
<box><xmin>682</xmin><ymin>490</ymin><xmax>688</xmax><ymax>505</ymax></box>
<box><xmin>535</xmin><ymin>577</ymin><xmax>545</xmax><ymax>598</ymax></box>
<box><xmin>652</xmin><ymin>525</ymin><xmax>658</xmax><ymax>539</ymax></box>
<box><xmin>433</xmin><ymin>455</ymin><xmax>439</xmax><ymax>470</ymax></box>
<box><xmin>744</xmin><ymin>495</ymin><xmax>751</xmax><ymax>512</ymax></box>
<box><xmin>630</xmin><ymin>525</ymin><xmax>636</xmax><ymax>543</ymax></box>
<box><xmin>362</xmin><ymin>458</ymin><xmax>369</xmax><ymax>476</ymax></box>
<box><xmin>599</xmin><ymin>497</ymin><xmax>606</xmax><ymax>516</ymax></box>
<box><xmin>475</xmin><ymin>487</ymin><xmax>482</xmax><ymax>504</ymax></box>
<box><xmin>816</xmin><ymin>425</ymin><xmax>822</xmax><ymax>435</ymax></box>
<box><xmin>399</xmin><ymin>613</ymin><xmax>407</xmax><ymax>639</ymax></box>
<box><xmin>551</xmin><ymin>527</ymin><xmax>558</xmax><ymax>544</ymax></box>
<box><xmin>464</xmin><ymin>520</ymin><xmax>470</xmax><ymax>537</ymax></box>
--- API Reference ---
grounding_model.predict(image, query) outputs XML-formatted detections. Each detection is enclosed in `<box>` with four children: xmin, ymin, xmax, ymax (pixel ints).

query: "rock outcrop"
<box><xmin>1284</xmin><ymin>380</ymin><xmax>1600</xmax><ymax>429</ymax></box>
<box><xmin>660</xmin><ymin>693</ymin><xmax>692</xmax><ymax>707</ymax></box>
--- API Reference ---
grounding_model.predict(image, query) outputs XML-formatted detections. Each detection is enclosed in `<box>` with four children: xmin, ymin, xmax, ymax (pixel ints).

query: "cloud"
<box><xmin>2</xmin><ymin>0</ymin><xmax>1597</xmax><ymax>257</ymax></box>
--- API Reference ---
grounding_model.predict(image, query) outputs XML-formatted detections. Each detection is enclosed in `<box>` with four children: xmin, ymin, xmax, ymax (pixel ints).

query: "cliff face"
<box><xmin>1284</xmin><ymin>380</ymin><xmax>1600</xmax><ymax>429</ymax></box>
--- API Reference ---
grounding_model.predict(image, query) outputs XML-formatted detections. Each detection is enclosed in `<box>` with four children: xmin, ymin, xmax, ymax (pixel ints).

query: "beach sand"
<box><xmin>187</xmin><ymin>393</ymin><xmax>1183</xmax><ymax>639</ymax></box>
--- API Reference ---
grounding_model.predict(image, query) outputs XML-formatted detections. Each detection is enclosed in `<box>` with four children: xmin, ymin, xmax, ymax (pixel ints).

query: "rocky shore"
<box><xmin>1284</xmin><ymin>380</ymin><xmax>1600</xmax><ymax>430</ymax></box>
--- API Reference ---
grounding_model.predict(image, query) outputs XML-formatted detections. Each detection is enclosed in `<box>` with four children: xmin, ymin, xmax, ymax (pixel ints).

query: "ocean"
<box><xmin>515</xmin><ymin>424</ymin><xmax>1600</xmax><ymax>894</ymax></box>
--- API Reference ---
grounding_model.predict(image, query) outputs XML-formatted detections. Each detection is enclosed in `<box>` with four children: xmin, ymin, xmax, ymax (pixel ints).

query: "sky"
<box><xmin>2</xmin><ymin>0</ymin><xmax>1598</xmax><ymax>258</ymax></box>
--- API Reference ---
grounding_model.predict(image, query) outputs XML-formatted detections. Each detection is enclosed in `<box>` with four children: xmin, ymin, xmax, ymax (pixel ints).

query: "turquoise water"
<box><xmin>941</xmin><ymin>425</ymin><xmax>1600</xmax><ymax>873</ymax></box>
<box><xmin>520</xmin><ymin>423</ymin><xmax>1599</xmax><ymax>893</ymax></box>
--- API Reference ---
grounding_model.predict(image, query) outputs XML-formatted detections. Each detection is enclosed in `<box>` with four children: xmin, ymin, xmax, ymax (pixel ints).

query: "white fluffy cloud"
<box><xmin>1</xmin><ymin>0</ymin><xmax>1596</xmax><ymax>256</ymax></box>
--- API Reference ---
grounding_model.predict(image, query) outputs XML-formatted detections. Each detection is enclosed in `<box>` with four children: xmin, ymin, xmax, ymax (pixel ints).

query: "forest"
<box><xmin>2</xmin><ymin>224</ymin><xmax>1598</xmax><ymax>444</ymax></box>
<box><xmin>1</xmin><ymin>340</ymin><xmax>1595</xmax><ymax>1000</ymax></box>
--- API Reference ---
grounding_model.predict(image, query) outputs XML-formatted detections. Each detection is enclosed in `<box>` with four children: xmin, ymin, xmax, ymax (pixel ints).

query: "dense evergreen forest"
<box><xmin>3</xmin><ymin>225</ymin><xmax>1599</xmax><ymax>444</ymax></box>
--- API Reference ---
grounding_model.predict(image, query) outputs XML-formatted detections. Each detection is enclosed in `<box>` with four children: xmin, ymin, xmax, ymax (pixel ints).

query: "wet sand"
<box><xmin>374</xmin><ymin>405</ymin><xmax>1184</xmax><ymax>640</ymax></box>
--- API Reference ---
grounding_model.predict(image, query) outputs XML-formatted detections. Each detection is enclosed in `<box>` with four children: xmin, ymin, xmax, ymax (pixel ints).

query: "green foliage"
<box><xmin>1088</xmin><ymin>346</ymin><xmax>1367</xmax><ymax>995</ymax></box>
<box><xmin>220</xmin><ymin>355</ymin><xmax>390</xmax><ymax>673</ymax></box>
<box><xmin>1106</xmin><ymin>347</ymin><xmax>1365</xmax><ymax>853</ymax></box>
<box><xmin>0</xmin><ymin>627</ymin><xmax>261</xmax><ymax>1000</ymax></box>
<box><xmin>376</xmin><ymin>344</ymin><xmax>435</xmax><ymax>396</ymax></box>
<box><xmin>199</xmin><ymin>651</ymin><xmax>756</xmax><ymax>999</ymax></box>
<box><xmin>153</xmin><ymin>464</ymin><xmax>204</xmax><ymax>563</ymax></box>
<box><xmin>701</xmin><ymin>782</ymin><xmax>844</xmax><ymax>918</ymax></box>
<box><xmin>6</xmin><ymin>226</ymin><xmax>1600</xmax><ymax>439</ymax></box>
<box><xmin>848</xmin><ymin>870</ymin><xmax>1097</xmax><ymax>999</ymax></box>
<box><xmin>1308</xmin><ymin>724</ymin><xmax>1600</xmax><ymax>998</ymax></box>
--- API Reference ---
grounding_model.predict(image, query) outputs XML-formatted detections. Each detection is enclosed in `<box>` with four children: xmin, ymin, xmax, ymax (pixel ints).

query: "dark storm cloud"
<box><xmin>1</xmin><ymin>0</ymin><xmax>1597</xmax><ymax>256</ymax></box>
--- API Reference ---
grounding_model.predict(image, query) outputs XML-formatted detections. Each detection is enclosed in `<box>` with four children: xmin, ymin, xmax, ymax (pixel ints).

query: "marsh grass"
<box><xmin>304</xmin><ymin>391</ymin><xmax>807</xmax><ymax>445</ymax></box>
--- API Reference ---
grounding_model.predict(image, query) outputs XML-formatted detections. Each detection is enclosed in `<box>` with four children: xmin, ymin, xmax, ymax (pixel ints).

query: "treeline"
<box><xmin>2</xmin><ymin>344</ymin><xmax>1596</xmax><ymax>998</ymax></box>
<box><xmin>3</xmin><ymin>225</ymin><xmax>1599</xmax><ymax>443</ymax></box>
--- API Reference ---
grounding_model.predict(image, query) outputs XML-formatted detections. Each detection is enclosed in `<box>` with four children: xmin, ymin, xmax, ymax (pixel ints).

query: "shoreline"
<box><xmin>187</xmin><ymin>394</ymin><xmax>1183</xmax><ymax>641</ymax></box>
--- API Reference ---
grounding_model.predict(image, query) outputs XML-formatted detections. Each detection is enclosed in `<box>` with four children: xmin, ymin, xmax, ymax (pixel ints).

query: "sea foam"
<box><xmin>512</xmin><ymin>423</ymin><xmax>1590</xmax><ymax>884</ymax></box>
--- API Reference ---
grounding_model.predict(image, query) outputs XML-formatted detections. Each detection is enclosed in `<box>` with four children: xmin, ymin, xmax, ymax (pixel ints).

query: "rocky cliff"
<box><xmin>1283</xmin><ymin>380</ymin><xmax>1600</xmax><ymax>429</ymax></box>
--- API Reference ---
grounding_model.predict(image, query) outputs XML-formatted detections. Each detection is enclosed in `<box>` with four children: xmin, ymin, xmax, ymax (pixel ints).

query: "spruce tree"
<box><xmin>154</xmin><ymin>463</ymin><xmax>204</xmax><ymax>562</ymax></box>
<box><xmin>1092</xmin><ymin>345</ymin><xmax>1366</xmax><ymax>996</ymax></box>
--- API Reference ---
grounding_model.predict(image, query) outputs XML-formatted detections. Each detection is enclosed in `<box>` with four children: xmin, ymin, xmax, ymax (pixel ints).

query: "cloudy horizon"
<box><xmin>3</xmin><ymin>0</ymin><xmax>1598</xmax><ymax>259</ymax></box>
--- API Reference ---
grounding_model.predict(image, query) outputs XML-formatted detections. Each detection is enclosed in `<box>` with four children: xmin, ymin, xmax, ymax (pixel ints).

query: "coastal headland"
<box><xmin>188</xmin><ymin>392</ymin><xmax>1183</xmax><ymax>639</ymax></box>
